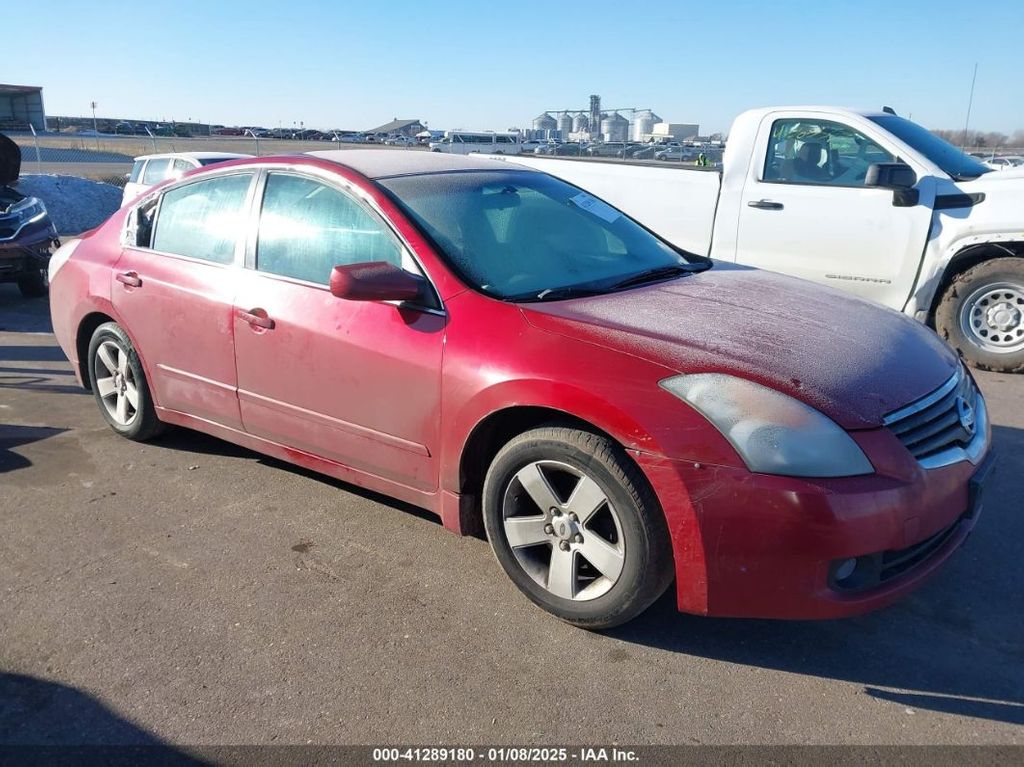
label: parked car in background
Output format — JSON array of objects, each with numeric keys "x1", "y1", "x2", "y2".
[
  {"x1": 49, "y1": 150, "x2": 991, "y2": 629},
  {"x1": 983, "y1": 155, "x2": 1024, "y2": 171},
  {"x1": 384, "y1": 135, "x2": 416, "y2": 146},
  {"x1": 121, "y1": 152, "x2": 253, "y2": 206},
  {"x1": 655, "y1": 146, "x2": 699, "y2": 161},
  {"x1": 536, "y1": 143, "x2": 584, "y2": 157},
  {"x1": 586, "y1": 142, "x2": 633, "y2": 158},
  {"x1": 506, "y1": 105, "x2": 1024, "y2": 372},
  {"x1": 0, "y1": 133, "x2": 59, "y2": 297}
]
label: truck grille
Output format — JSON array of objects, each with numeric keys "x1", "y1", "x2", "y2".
[{"x1": 884, "y1": 367, "x2": 979, "y2": 463}]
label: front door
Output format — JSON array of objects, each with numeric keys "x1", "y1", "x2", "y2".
[
  {"x1": 735, "y1": 115, "x2": 933, "y2": 310},
  {"x1": 232, "y1": 171, "x2": 445, "y2": 491}
]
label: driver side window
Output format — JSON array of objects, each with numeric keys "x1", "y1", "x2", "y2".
[
  {"x1": 256, "y1": 173, "x2": 404, "y2": 285},
  {"x1": 763, "y1": 118, "x2": 895, "y2": 187}
]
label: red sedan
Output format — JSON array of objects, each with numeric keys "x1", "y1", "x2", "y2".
[{"x1": 48, "y1": 151, "x2": 993, "y2": 628}]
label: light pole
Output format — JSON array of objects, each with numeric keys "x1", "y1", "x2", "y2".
[{"x1": 90, "y1": 101, "x2": 99, "y2": 148}]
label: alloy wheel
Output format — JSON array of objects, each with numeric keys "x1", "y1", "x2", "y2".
[
  {"x1": 501, "y1": 460, "x2": 625, "y2": 601},
  {"x1": 94, "y1": 340, "x2": 139, "y2": 426}
]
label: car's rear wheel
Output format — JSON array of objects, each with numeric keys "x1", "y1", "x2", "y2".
[
  {"x1": 482, "y1": 426, "x2": 673, "y2": 629},
  {"x1": 17, "y1": 268, "x2": 47, "y2": 298},
  {"x1": 935, "y1": 257, "x2": 1024, "y2": 373},
  {"x1": 87, "y1": 322, "x2": 164, "y2": 441}
]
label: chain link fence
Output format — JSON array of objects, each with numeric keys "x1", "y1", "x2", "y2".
[{"x1": 6, "y1": 127, "x2": 380, "y2": 189}]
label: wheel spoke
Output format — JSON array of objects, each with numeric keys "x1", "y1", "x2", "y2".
[
  {"x1": 117, "y1": 347, "x2": 128, "y2": 375},
  {"x1": 97, "y1": 344, "x2": 118, "y2": 376},
  {"x1": 115, "y1": 392, "x2": 129, "y2": 424},
  {"x1": 504, "y1": 515, "x2": 550, "y2": 549},
  {"x1": 566, "y1": 474, "x2": 608, "y2": 524},
  {"x1": 95, "y1": 376, "x2": 117, "y2": 399},
  {"x1": 515, "y1": 463, "x2": 561, "y2": 512},
  {"x1": 124, "y1": 381, "x2": 139, "y2": 409},
  {"x1": 579, "y1": 536, "x2": 625, "y2": 582},
  {"x1": 547, "y1": 546, "x2": 576, "y2": 599}
]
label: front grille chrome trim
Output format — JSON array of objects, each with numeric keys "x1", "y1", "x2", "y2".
[{"x1": 883, "y1": 365, "x2": 990, "y2": 470}]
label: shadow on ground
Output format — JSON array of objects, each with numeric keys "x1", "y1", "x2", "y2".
[
  {"x1": 0, "y1": 672, "x2": 205, "y2": 762},
  {"x1": 0, "y1": 425, "x2": 68, "y2": 473}
]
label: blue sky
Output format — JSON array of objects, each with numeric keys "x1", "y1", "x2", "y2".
[{"x1": 9, "y1": 0, "x2": 1023, "y2": 134}]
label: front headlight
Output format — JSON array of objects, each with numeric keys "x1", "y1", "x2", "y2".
[
  {"x1": 10, "y1": 197, "x2": 47, "y2": 226},
  {"x1": 661, "y1": 373, "x2": 873, "y2": 478}
]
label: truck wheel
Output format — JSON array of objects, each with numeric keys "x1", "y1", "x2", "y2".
[
  {"x1": 17, "y1": 268, "x2": 47, "y2": 298},
  {"x1": 935, "y1": 257, "x2": 1024, "y2": 373},
  {"x1": 482, "y1": 425, "x2": 674, "y2": 629}
]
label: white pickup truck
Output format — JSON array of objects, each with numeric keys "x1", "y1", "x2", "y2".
[{"x1": 504, "y1": 106, "x2": 1024, "y2": 373}]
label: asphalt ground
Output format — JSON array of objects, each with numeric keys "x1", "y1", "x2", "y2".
[{"x1": 1, "y1": 285, "x2": 1022, "y2": 748}]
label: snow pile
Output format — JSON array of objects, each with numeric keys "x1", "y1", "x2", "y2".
[{"x1": 13, "y1": 175, "x2": 122, "y2": 235}]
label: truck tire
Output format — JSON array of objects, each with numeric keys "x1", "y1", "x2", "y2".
[
  {"x1": 935, "y1": 257, "x2": 1024, "y2": 373},
  {"x1": 17, "y1": 268, "x2": 47, "y2": 298}
]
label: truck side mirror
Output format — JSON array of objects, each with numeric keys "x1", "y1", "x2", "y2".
[{"x1": 865, "y1": 163, "x2": 919, "y2": 207}]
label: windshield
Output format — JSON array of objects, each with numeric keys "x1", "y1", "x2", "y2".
[
  {"x1": 868, "y1": 115, "x2": 992, "y2": 180},
  {"x1": 378, "y1": 170, "x2": 706, "y2": 301}
]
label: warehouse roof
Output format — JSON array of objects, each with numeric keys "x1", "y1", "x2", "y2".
[{"x1": 365, "y1": 118, "x2": 424, "y2": 134}]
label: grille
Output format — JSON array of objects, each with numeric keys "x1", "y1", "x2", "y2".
[{"x1": 884, "y1": 368, "x2": 979, "y2": 462}]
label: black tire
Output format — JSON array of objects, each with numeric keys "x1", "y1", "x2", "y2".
[
  {"x1": 482, "y1": 425, "x2": 673, "y2": 630},
  {"x1": 17, "y1": 268, "x2": 47, "y2": 298},
  {"x1": 87, "y1": 322, "x2": 165, "y2": 441},
  {"x1": 935, "y1": 257, "x2": 1024, "y2": 373}
]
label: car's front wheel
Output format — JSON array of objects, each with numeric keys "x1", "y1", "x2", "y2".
[
  {"x1": 482, "y1": 426, "x2": 673, "y2": 629},
  {"x1": 935, "y1": 257, "x2": 1024, "y2": 373},
  {"x1": 87, "y1": 322, "x2": 165, "y2": 441}
]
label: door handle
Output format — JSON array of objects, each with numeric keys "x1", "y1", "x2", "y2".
[
  {"x1": 238, "y1": 309, "x2": 275, "y2": 330},
  {"x1": 116, "y1": 271, "x2": 142, "y2": 288},
  {"x1": 747, "y1": 199, "x2": 784, "y2": 210}
]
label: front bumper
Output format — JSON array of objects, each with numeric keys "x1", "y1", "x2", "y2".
[
  {"x1": 0, "y1": 218, "x2": 58, "y2": 281},
  {"x1": 637, "y1": 430, "x2": 993, "y2": 620}
]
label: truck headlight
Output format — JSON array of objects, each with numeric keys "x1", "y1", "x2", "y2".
[{"x1": 660, "y1": 373, "x2": 874, "y2": 478}]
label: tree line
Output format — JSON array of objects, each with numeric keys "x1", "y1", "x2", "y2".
[{"x1": 931, "y1": 128, "x2": 1024, "y2": 149}]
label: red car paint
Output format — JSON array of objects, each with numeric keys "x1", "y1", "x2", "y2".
[{"x1": 48, "y1": 152, "x2": 991, "y2": 620}]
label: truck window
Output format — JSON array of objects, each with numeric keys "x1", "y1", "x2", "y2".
[{"x1": 763, "y1": 119, "x2": 895, "y2": 187}]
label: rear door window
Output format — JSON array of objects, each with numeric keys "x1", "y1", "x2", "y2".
[
  {"x1": 151, "y1": 173, "x2": 254, "y2": 264},
  {"x1": 128, "y1": 160, "x2": 146, "y2": 183},
  {"x1": 142, "y1": 158, "x2": 172, "y2": 185}
]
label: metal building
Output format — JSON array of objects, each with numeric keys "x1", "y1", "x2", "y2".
[
  {"x1": 600, "y1": 112, "x2": 630, "y2": 143},
  {"x1": 556, "y1": 112, "x2": 574, "y2": 137},
  {"x1": 532, "y1": 112, "x2": 557, "y2": 132},
  {"x1": 572, "y1": 113, "x2": 589, "y2": 133},
  {"x1": 631, "y1": 110, "x2": 662, "y2": 142},
  {"x1": 0, "y1": 84, "x2": 46, "y2": 132}
]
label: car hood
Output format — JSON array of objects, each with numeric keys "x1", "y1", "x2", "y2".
[
  {"x1": 0, "y1": 132, "x2": 21, "y2": 185},
  {"x1": 521, "y1": 265, "x2": 958, "y2": 430}
]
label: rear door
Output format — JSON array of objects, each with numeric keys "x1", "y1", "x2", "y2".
[
  {"x1": 232, "y1": 170, "x2": 445, "y2": 491},
  {"x1": 734, "y1": 114, "x2": 933, "y2": 310},
  {"x1": 113, "y1": 171, "x2": 258, "y2": 429}
]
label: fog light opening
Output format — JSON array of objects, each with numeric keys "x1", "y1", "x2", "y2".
[{"x1": 834, "y1": 558, "x2": 857, "y2": 582}]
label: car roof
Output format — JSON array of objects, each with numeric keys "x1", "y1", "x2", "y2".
[
  {"x1": 133, "y1": 152, "x2": 253, "y2": 162},
  {"x1": 305, "y1": 149, "x2": 526, "y2": 179}
]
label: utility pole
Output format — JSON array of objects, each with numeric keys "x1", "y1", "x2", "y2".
[{"x1": 90, "y1": 101, "x2": 100, "y2": 149}]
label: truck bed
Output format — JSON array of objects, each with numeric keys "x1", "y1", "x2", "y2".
[{"x1": 502, "y1": 155, "x2": 722, "y2": 257}]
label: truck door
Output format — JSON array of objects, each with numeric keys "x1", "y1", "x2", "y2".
[{"x1": 734, "y1": 115, "x2": 932, "y2": 310}]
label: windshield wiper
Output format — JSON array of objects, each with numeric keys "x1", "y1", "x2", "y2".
[
  {"x1": 504, "y1": 285, "x2": 606, "y2": 302},
  {"x1": 609, "y1": 263, "x2": 709, "y2": 291}
]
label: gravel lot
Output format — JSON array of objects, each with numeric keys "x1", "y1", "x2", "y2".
[{"x1": 1, "y1": 285, "x2": 1022, "y2": 747}]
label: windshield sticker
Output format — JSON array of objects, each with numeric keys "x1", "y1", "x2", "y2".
[{"x1": 570, "y1": 192, "x2": 621, "y2": 223}]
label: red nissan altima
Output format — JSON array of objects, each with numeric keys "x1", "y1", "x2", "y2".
[{"x1": 48, "y1": 151, "x2": 993, "y2": 628}]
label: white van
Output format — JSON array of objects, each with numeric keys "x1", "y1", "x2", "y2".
[{"x1": 429, "y1": 131, "x2": 522, "y2": 155}]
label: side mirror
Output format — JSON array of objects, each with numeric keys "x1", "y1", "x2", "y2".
[
  {"x1": 865, "y1": 162, "x2": 917, "y2": 189},
  {"x1": 865, "y1": 162, "x2": 919, "y2": 207},
  {"x1": 329, "y1": 261, "x2": 424, "y2": 303}
]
